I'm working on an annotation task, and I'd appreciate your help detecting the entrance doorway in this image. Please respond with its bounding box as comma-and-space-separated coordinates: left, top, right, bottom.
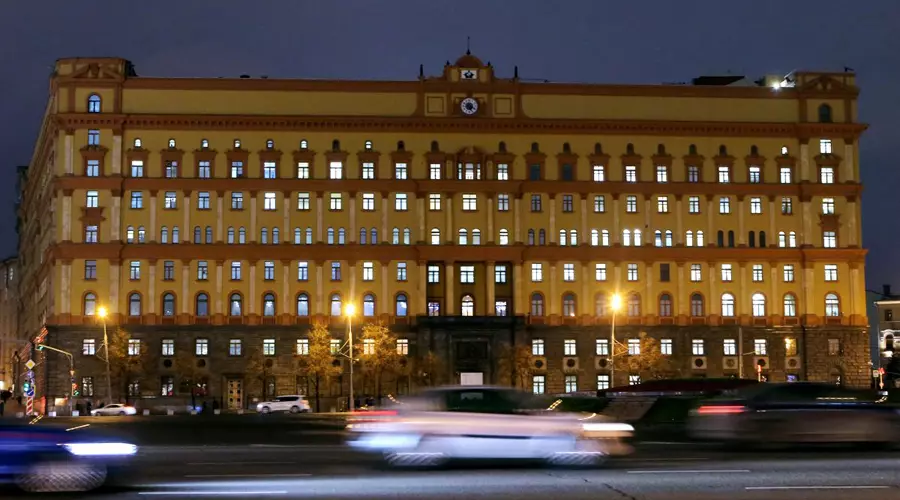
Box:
226, 379, 243, 409
460, 372, 484, 386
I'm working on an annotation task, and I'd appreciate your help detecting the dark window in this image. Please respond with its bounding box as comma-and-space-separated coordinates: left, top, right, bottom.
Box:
759, 231, 767, 247
657, 144, 666, 154
750, 145, 759, 156
162, 293, 176, 317
688, 144, 697, 155
538, 229, 546, 245
887, 309, 894, 322
659, 263, 670, 282
498, 141, 506, 153
561, 164, 574, 181
626, 143, 635, 154
331, 140, 340, 151
718, 145, 727, 156
728, 230, 735, 248
748, 231, 756, 248
196, 293, 209, 316
818, 104, 833, 123
530, 142, 539, 153
594, 143, 603, 154
529, 164, 541, 180
431, 140, 439, 152
717, 231, 724, 247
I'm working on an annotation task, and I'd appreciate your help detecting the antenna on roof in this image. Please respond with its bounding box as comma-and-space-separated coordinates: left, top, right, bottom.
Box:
466, 36, 471, 55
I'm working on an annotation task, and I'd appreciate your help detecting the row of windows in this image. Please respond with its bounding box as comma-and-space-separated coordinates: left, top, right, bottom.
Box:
529, 336, 832, 358
81, 336, 410, 358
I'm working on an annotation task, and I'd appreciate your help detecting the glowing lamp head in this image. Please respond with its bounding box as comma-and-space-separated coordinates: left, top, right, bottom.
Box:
345, 304, 356, 317
610, 293, 623, 312
97, 307, 108, 319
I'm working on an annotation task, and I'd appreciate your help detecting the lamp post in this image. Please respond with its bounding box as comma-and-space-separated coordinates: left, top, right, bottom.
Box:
609, 293, 623, 389
345, 303, 356, 413
97, 307, 113, 404
36, 344, 74, 415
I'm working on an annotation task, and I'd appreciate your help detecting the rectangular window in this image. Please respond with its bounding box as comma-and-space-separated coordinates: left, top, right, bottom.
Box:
86, 160, 99, 177
656, 166, 668, 183
427, 265, 440, 283
362, 193, 375, 211
85, 225, 98, 243
750, 197, 762, 214
396, 262, 407, 281
496, 163, 509, 180
495, 265, 507, 284
564, 339, 577, 356
131, 161, 144, 177
497, 194, 510, 211
82, 377, 95, 397
820, 139, 833, 154
263, 339, 276, 356
394, 163, 407, 179
495, 300, 508, 316
231, 192, 244, 209
429, 163, 442, 180
196, 339, 209, 356
657, 196, 669, 213
230, 262, 241, 280
396, 338, 409, 355
691, 339, 705, 356
264, 261, 275, 280
429, 193, 442, 211
360, 162, 374, 179
721, 264, 733, 282
197, 261, 208, 280
331, 262, 342, 281
564, 375, 578, 393
462, 194, 477, 211
625, 195, 637, 213
88, 129, 100, 145
161, 339, 174, 357
828, 338, 841, 356
783, 265, 794, 282
754, 339, 768, 356
627, 263, 638, 282
530, 194, 542, 212
624, 165, 637, 182
297, 162, 310, 179
820, 166, 835, 184
330, 193, 343, 210
691, 263, 702, 282
661, 339, 673, 356
362, 262, 374, 281
197, 161, 210, 178
823, 231, 837, 248
595, 263, 607, 282
459, 265, 475, 284
748, 166, 761, 183
230, 161, 244, 178
752, 264, 764, 282
395, 193, 408, 211
163, 260, 175, 281
822, 197, 835, 214
594, 195, 605, 213
329, 161, 343, 180
563, 263, 575, 282
296, 339, 309, 356
297, 261, 308, 281
659, 263, 670, 282
824, 264, 838, 281
86, 190, 99, 208
780, 166, 792, 184
129, 261, 141, 280
723, 339, 737, 356
165, 161, 178, 178
688, 196, 700, 214
263, 192, 277, 210
198, 192, 210, 210
362, 339, 375, 355
533, 375, 546, 395
531, 263, 543, 282
595, 339, 609, 356
719, 197, 731, 214
330, 339, 342, 355
597, 375, 610, 391
718, 166, 730, 183
687, 165, 700, 182
592, 165, 605, 182
297, 192, 310, 211
84, 260, 97, 279
781, 197, 793, 215
126, 339, 141, 356
785, 338, 798, 357
82, 339, 96, 355
531, 339, 546, 356
230, 339, 242, 356
627, 339, 640, 356
130, 191, 143, 209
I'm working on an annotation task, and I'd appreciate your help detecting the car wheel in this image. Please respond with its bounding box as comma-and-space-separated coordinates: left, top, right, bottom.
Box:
16, 460, 107, 493
118, 411, 126, 416
260, 406, 270, 414
290, 406, 300, 414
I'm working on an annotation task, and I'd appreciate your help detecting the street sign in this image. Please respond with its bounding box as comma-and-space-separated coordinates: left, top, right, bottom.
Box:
24, 359, 35, 370
25, 370, 33, 380
25, 386, 35, 397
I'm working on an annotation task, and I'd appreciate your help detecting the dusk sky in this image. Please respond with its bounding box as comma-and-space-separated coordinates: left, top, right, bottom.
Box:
1, 1, 897, 290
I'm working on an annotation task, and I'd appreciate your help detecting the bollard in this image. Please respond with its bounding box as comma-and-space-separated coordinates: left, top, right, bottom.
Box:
142, 409, 150, 416
72, 410, 80, 417
166, 409, 174, 416
214, 409, 221, 415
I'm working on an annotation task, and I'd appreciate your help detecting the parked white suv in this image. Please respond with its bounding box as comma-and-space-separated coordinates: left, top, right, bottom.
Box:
256, 395, 311, 414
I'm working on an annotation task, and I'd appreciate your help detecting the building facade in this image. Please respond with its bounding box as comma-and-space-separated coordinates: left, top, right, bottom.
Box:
0, 257, 20, 392
18, 54, 870, 411
873, 285, 900, 383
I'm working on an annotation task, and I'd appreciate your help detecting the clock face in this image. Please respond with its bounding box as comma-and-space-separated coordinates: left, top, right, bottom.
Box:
460, 97, 479, 115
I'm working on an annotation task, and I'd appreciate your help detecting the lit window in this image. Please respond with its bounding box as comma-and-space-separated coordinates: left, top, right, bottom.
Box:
752, 293, 766, 317
362, 262, 374, 281
362, 193, 375, 211
330, 193, 342, 210
532, 339, 545, 356
196, 339, 209, 356
783, 294, 797, 317
661, 339, 673, 356
564, 375, 578, 393
691, 339, 705, 356
230, 262, 242, 280
721, 264, 733, 282
723, 339, 737, 356
297, 162, 310, 179
824, 264, 838, 282
625, 196, 637, 213
657, 196, 669, 213
165, 161, 178, 178
564, 339, 577, 356
688, 196, 700, 213
687, 165, 700, 182
531, 194, 542, 212
595, 339, 609, 356
395, 193, 408, 211
627, 263, 638, 281
822, 197, 835, 214
531, 263, 543, 282
460, 295, 474, 316
592, 165, 605, 182
563, 263, 575, 282
264, 261, 275, 280
752, 264, 764, 282
231, 192, 244, 209
825, 293, 840, 317
496, 164, 509, 180
750, 197, 762, 214
331, 262, 342, 281
460, 265, 475, 284
820, 139, 832, 154
197, 192, 210, 210
718, 165, 730, 183
88, 94, 101, 113
230, 161, 244, 178
498, 229, 509, 245
595, 263, 607, 282
754, 339, 768, 356
430, 228, 441, 245
263, 192, 277, 211
429, 193, 442, 210
329, 161, 343, 179
497, 193, 509, 211
429, 163, 442, 180
624, 165, 637, 182
719, 197, 731, 214
782, 197, 793, 214
823, 231, 837, 248
462, 194, 477, 211
396, 338, 409, 355
494, 264, 507, 284
164, 192, 177, 209
594, 195, 605, 213
533, 375, 546, 395
656, 166, 668, 183
88, 129, 100, 146
721, 293, 735, 317
691, 264, 702, 282
627, 339, 640, 356
780, 166, 792, 183
396, 262, 407, 281
130, 161, 144, 177
395, 163, 407, 179
596, 375, 610, 391
427, 265, 440, 283
748, 166, 761, 183
820, 166, 835, 184
263, 339, 276, 356
783, 265, 794, 282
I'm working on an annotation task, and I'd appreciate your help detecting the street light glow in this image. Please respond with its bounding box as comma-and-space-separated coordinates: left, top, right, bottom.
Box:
97, 306, 108, 319
345, 304, 356, 317
610, 293, 622, 311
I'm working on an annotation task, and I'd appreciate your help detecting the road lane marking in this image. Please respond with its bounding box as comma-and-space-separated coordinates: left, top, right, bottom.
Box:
619, 457, 710, 462
746, 486, 890, 490
187, 461, 296, 466
66, 424, 90, 431
184, 473, 312, 478
628, 469, 750, 474
140, 491, 287, 496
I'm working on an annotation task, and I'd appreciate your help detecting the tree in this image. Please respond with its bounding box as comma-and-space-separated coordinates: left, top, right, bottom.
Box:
356, 323, 401, 402
101, 327, 156, 404
174, 348, 208, 409
497, 343, 534, 389
613, 331, 679, 384
297, 322, 342, 412
244, 347, 277, 403
413, 350, 446, 387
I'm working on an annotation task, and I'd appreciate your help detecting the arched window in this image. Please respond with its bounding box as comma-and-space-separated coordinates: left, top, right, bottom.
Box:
194, 226, 202, 243
330, 294, 342, 316
499, 229, 509, 245
472, 229, 481, 245
363, 294, 375, 317
294, 228, 302, 244
696, 231, 705, 247
263, 293, 276, 316
623, 229, 631, 246
272, 227, 279, 244
595, 294, 608, 316
392, 228, 400, 245
364, 140, 373, 150
690, 293, 704, 317
168, 139, 176, 149
370, 228, 377, 244
134, 138, 142, 148
825, 293, 841, 317
300, 139, 308, 149
562, 293, 576, 317
403, 228, 411, 244
331, 139, 340, 151
461, 295, 475, 317
783, 293, 797, 317
431, 228, 441, 245
538, 229, 546, 245
665, 230, 673, 247
528, 229, 535, 245
788, 231, 797, 248
128, 293, 142, 316
601, 230, 610, 246
778, 231, 786, 248
721, 293, 735, 317
359, 228, 367, 245
84, 293, 97, 316
196, 293, 209, 317
229, 293, 242, 316
395, 294, 408, 317
717, 230, 725, 247
759, 231, 766, 247
338, 228, 346, 244
818, 103, 833, 123
237, 227, 244, 244
87, 94, 101, 113
627, 293, 641, 317
205, 226, 213, 243
748, 231, 756, 248
751, 293, 766, 317
727, 230, 735, 247
200, 139, 208, 149
530, 293, 544, 316
261, 228, 269, 244
569, 229, 577, 246
226, 227, 235, 244
160, 226, 168, 244
162, 293, 176, 317
654, 230, 663, 247
634, 229, 642, 246
266, 139, 275, 149
327, 228, 335, 245
296, 293, 309, 316
686, 230, 694, 247
170, 226, 177, 243
458, 229, 468, 245
659, 294, 673, 317
591, 229, 599, 246
305, 228, 312, 244
559, 229, 567, 246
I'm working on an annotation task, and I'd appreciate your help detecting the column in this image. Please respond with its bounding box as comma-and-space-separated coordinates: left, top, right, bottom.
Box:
849, 265, 860, 318
62, 195, 72, 240
181, 264, 189, 314
64, 134, 74, 175
487, 197, 494, 243
737, 197, 745, 245
768, 198, 776, 244
316, 194, 324, 242
315, 264, 324, 315
847, 200, 859, 246
513, 264, 524, 315
801, 201, 813, 246
249, 194, 258, 242
549, 265, 557, 316
675, 197, 683, 244
215, 262, 223, 315
549, 197, 557, 244
417, 262, 427, 316
111, 135, 122, 174
282, 265, 290, 314
770, 265, 779, 316
110, 195, 121, 241
643, 196, 651, 229
843, 143, 855, 182
446, 263, 455, 314
216, 193, 224, 242
802, 266, 814, 319
708, 263, 717, 316
283, 196, 291, 238
108, 262, 119, 315
147, 262, 156, 314
581, 265, 590, 316
706, 197, 714, 238
60, 263, 71, 314
739, 264, 747, 316
580, 196, 588, 241
486, 262, 496, 315
381, 264, 389, 315
612, 196, 621, 244
349, 195, 357, 243
248, 265, 256, 315
149, 192, 157, 242
645, 264, 654, 316
614, 264, 622, 289
417, 197, 425, 243
445, 196, 453, 242
183, 192, 191, 235
349, 265, 356, 304
800, 143, 811, 181
676, 264, 686, 316
381, 196, 389, 239
513, 197, 522, 243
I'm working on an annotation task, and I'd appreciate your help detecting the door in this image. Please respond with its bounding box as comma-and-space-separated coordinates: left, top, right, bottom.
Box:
226, 380, 243, 410
460, 372, 484, 386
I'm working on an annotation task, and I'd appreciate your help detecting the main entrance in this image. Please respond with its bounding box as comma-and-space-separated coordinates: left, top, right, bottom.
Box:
226, 379, 243, 410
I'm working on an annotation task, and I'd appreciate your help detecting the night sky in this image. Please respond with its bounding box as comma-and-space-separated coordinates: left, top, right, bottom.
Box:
1, 1, 898, 290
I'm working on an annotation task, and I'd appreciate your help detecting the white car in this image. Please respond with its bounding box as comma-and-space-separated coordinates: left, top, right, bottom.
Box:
347, 386, 633, 467
90, 403, 137, 416
256, 395, 311, 414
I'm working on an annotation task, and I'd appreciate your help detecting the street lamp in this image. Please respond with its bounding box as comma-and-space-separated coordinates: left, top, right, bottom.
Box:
97, 307, 113, 404
609, 293, 623, 389
344, 303, 356, 413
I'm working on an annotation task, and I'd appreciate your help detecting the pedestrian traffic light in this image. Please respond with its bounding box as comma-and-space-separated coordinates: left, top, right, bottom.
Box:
72, 382, 79, 397
22, 381, 30, 393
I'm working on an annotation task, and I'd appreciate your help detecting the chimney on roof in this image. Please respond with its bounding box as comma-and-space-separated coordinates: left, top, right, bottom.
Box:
884, 284, 892, 297
239, 74, 250, 79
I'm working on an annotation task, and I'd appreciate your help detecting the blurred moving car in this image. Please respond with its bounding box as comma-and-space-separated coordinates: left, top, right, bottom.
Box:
347, 386, 633, 467
689, 382, 900, 445
0, 424, 137, 493
90, 403, 137, 416
256, 395, 311, 414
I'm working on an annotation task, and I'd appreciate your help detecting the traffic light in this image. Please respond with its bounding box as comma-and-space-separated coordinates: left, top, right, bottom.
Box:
22, 381, 31, 393
36, 345, 43, 351
880, 367, 886, 375
72, 382, 79, 397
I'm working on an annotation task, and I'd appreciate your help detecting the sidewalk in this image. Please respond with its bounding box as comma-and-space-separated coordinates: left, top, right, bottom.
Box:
0, 400, 26, 418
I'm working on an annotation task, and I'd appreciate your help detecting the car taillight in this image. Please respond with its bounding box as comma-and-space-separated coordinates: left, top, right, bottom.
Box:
696, 405, 746, 415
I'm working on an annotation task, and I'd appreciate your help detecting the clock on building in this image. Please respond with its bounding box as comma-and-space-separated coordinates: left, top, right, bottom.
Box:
460, 97, 479, 115
460, 69, 478, 80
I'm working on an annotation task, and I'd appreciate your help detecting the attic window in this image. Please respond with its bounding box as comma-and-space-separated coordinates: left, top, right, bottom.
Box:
133, 138, 142, 148
168, 139, 176, 149
300, 139, 308, 150
364, 140, 373, 151
233, 139, 241, 149
87, 94, 102, 113
266, 139, 275, 149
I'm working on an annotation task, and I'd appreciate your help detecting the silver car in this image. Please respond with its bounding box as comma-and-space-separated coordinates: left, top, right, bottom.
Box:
256, 395, 311, 414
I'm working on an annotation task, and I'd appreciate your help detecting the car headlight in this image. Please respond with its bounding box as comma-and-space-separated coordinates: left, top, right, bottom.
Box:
63, 442, 138, 456
582, 423, 634, 433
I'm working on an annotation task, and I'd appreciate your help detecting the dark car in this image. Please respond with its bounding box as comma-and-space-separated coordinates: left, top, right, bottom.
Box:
0, 423, 137, 493
688, 382, 900, 445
